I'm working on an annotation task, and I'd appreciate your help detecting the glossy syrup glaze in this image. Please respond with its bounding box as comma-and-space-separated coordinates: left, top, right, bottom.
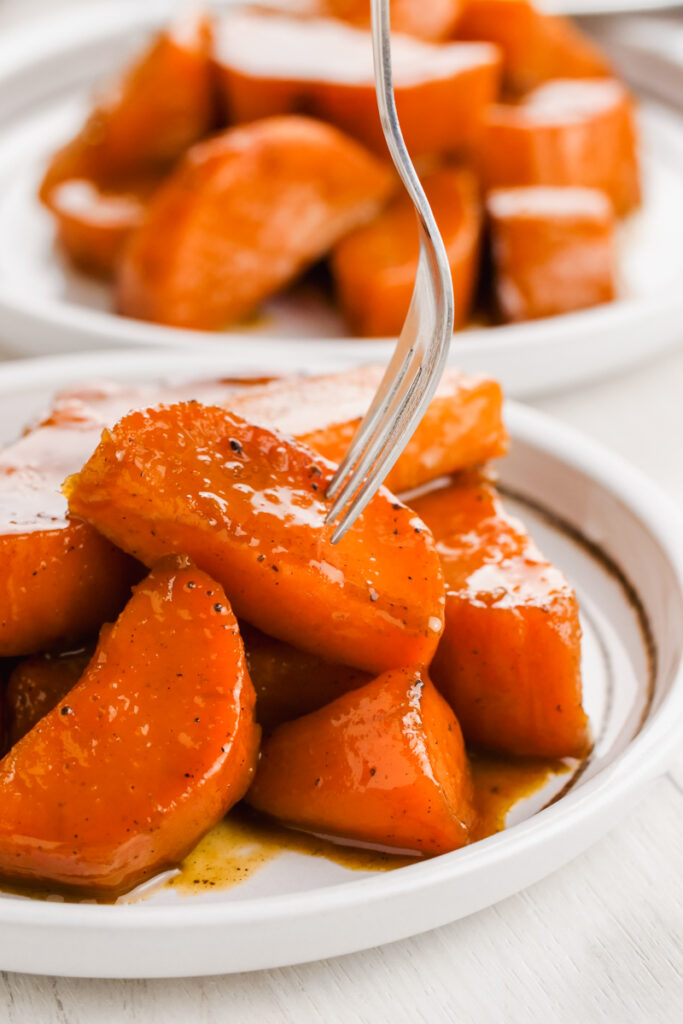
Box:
165, 754, 571, 898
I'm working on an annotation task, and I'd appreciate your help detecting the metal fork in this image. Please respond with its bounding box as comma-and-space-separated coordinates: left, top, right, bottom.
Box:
325, 0, 455, 544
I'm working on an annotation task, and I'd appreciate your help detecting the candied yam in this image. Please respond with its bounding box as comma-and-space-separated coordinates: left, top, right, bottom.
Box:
455, 0, 611, 95
487, 185, 616, 321
227, 365, 508, 493
45, 177, 155, 278
40, 11, 216, 197
479, 79, 640, 215
0, 379, 250, 657
411, 473, 590, 758
214, 10, 501, 158
247, 666, 475, 854
5, 648, 92, 748
0, 558, 259, 895
66, 403, 445, 674
331, 167, 482, 336
116, 116, 393, 329
241, 623, 370, 731
315, 0, 463, 40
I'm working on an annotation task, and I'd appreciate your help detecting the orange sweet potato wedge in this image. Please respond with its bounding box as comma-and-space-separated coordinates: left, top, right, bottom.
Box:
0, 558, 259, 895
46, 177, 156, 278
247, 666, 476, 855
66, 402, 445, 674
487, 185, 616, 321
214, 10, 501, 158
5, 647, 93, 749
241, 622, 370, 731
40, 11, 216, 199
0, 379, 253, 658
455, 0, 611, 96
331, 167, 482, 336
116, 115, 393, 329
226, 365, 507, 494
315, 0, 463, 40
0, 405, 139, 658
479, 79, 640, 215
411, 472, 590, 758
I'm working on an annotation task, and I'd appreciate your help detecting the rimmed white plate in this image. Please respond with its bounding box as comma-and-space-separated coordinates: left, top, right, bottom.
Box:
1, 3, 683, 398
0, 345, 682, 978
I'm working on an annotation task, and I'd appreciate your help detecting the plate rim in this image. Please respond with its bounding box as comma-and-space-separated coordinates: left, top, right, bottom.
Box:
0, 349, 682, 933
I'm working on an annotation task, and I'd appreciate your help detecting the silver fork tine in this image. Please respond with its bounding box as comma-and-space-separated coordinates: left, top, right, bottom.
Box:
325, 0, 454, 542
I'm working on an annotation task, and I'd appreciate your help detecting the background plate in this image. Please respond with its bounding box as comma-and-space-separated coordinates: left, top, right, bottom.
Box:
0, 346, 681, 978
0, 3, 682, 397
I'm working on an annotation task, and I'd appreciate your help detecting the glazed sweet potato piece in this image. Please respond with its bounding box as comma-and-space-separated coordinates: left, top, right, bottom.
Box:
411, 473, 590, 758
214, 10, 501, 158
479, 79, 640, 215
0, 558, 259, 895
227, 365, 507, 494
241, 623, 370, 731
0, 405, 139, 658
66, 402, 445, 674
247, 666, 476, 855
5, 648, 93, 749
455, 0, 611, 95
331, 168, 482, 336
316, 0, 463, 40
40, 11, 216, 198
487, 186, 616, 321
0, 379, 252, 657
116, 116, 393, 329
46, 177, 155, 278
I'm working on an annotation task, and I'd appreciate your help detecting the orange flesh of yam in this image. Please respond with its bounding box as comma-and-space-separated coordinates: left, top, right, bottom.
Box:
116, 115, 394, 329
0, 558, 260, 895
331, 167, 482, 336
241, 622, 370, 732
226, 365, 508, 494
5, 648, 93, 749
411, 473, 590, 758
455, 0, 611, 95
247, 666, 476, 855
40, 11, 216, 198
65, 402, 446, 675
314, 0, 463, 40
46, 178, 155, 278
479, 79, 640, 215
213, 11, 501, 159
0, 380, 252, 658
487, 185, 616, 321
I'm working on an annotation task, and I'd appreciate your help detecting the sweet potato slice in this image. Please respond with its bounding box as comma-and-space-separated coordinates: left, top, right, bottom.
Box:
226, 365, 507, 493
241, 623, 370, 731
0, 558, 259, 895
40, 11, 216, 199
46, 177, 155, 278
315, 0, 463, 40
0, 405, 139, 658
214, 10, 501, 158
65, 402, 445, 674
116, 115, 393, 328
331, 167, 482, 336
411, 473, 590, 758
5, 648, 93, 748
455, 0, 611, 95
487, 186, 616, 321
247, 666, 475, 854
479, 79, 640, 215
0, 379, 251, 658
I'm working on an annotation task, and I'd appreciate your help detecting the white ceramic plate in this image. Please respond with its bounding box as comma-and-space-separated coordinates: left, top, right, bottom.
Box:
1, 3, 683, 398
0, 345, 682, 979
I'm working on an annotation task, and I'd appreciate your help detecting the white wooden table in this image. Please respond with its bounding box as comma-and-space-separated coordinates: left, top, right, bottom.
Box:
1, 1, 682, 1019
